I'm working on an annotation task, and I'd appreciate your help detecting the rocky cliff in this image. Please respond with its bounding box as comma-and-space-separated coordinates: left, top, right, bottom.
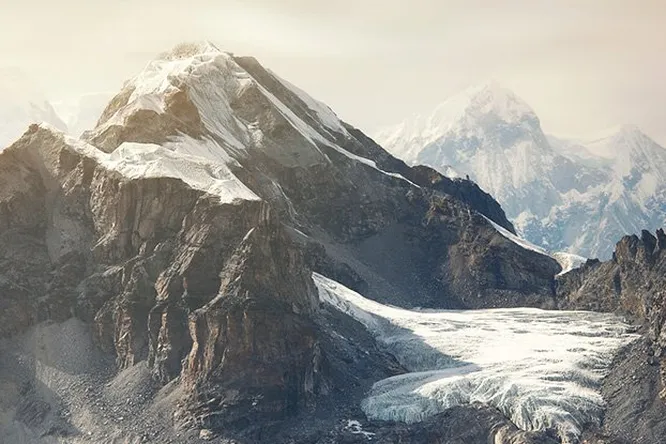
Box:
557, 229, 666, 442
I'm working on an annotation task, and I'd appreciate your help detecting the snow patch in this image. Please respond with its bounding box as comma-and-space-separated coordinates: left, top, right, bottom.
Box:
483, 215, 548, 255
484, 215, 586, 275
61, 131, 259, 204
552, 252, 587, 276
344, 420, 376, 440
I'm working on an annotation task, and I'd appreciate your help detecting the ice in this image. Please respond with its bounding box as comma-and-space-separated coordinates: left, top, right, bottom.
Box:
314, 273, 637, 442
61, 130, 260, 204
269, 69, 350, 137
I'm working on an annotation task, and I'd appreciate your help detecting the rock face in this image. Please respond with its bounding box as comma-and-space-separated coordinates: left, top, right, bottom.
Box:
557, 228, 666, 442
0, 42, 570, 443
182, 210, 330, 429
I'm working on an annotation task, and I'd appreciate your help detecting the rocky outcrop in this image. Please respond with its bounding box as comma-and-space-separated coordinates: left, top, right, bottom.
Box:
557, 228, 666, 429
343, 123, 517, 234
182, 209, 329, 428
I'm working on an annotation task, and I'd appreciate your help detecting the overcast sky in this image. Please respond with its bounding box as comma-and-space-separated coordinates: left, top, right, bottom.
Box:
2, 0, 665, 143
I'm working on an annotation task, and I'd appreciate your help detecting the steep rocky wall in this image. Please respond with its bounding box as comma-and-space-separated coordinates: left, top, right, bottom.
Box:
558, 229, 666, 401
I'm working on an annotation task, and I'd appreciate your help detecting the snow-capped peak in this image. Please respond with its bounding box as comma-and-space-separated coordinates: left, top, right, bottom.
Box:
156, 41, 224, 60
585, 124, 661, 158
453, 80, 537, 125
375, 82, 538, 162
86, 41, 417, 193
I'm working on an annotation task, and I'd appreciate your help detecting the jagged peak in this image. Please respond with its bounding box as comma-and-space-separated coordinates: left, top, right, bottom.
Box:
375, 81, 540, 160
5, 122, 68, 148
156, 41, 225, 61
586, 124, 647, 143
583, 124, 664, 162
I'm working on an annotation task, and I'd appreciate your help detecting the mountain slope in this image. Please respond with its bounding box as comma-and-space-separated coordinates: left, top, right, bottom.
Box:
0, 42, 562, 443
377, 83, 666, 259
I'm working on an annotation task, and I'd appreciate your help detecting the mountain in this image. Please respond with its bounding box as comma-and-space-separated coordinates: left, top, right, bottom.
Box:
376, 83, 666, 259
557, 229, 666, 442
0, 67, 68, 149
52, 92, 115, 137
0, 42, 568, 444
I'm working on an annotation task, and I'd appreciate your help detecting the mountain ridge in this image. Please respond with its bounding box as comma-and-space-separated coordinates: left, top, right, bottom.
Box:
376, 83, 666, 259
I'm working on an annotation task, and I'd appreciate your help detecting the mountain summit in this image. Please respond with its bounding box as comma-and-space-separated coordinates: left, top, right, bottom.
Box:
377, 85, 666, 259
376, 81, 538, 162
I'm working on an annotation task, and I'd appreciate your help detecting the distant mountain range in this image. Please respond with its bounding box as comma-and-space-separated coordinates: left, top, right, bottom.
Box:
0, 67, 67, 148
52, 92, 115, 138
376, 82, 666, 259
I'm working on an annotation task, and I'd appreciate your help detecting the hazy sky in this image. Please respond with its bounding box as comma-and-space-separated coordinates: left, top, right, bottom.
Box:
2, 0, 665, 143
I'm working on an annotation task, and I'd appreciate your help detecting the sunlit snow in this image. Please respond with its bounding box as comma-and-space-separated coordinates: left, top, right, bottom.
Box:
94, 41, 418, 188
59, 130, 260, 204
483, 215, 586, 276
314, 273, 637, 443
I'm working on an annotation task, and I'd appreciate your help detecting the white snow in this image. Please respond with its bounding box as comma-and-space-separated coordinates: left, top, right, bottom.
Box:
483, 215, 548, 255
269, 69, 350, 137
375, 80, 538, 163
61, 130, 259, 204
483, 215, 587, 275
376, 81, 666, 259
314, 273, 638, 443
552, 252, 587, 276
344, 420, 376, 440
90, 42, 417, 189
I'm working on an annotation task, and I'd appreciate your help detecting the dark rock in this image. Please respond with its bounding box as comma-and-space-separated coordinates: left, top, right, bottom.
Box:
558, 228, 666, 431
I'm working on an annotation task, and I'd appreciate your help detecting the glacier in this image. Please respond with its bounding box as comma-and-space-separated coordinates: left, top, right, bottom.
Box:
314, 273, 638, 443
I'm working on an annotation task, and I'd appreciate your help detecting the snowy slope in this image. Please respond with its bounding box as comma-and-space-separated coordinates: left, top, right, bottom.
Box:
377, 84, 666, 259
59, 41, 421, 205
376, 82, 604, 220
483, 215, 586, 275
0, 67, 67, 149
88, 42, 416, 189
314, 273, 637, 443
41, 125, 259, 204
